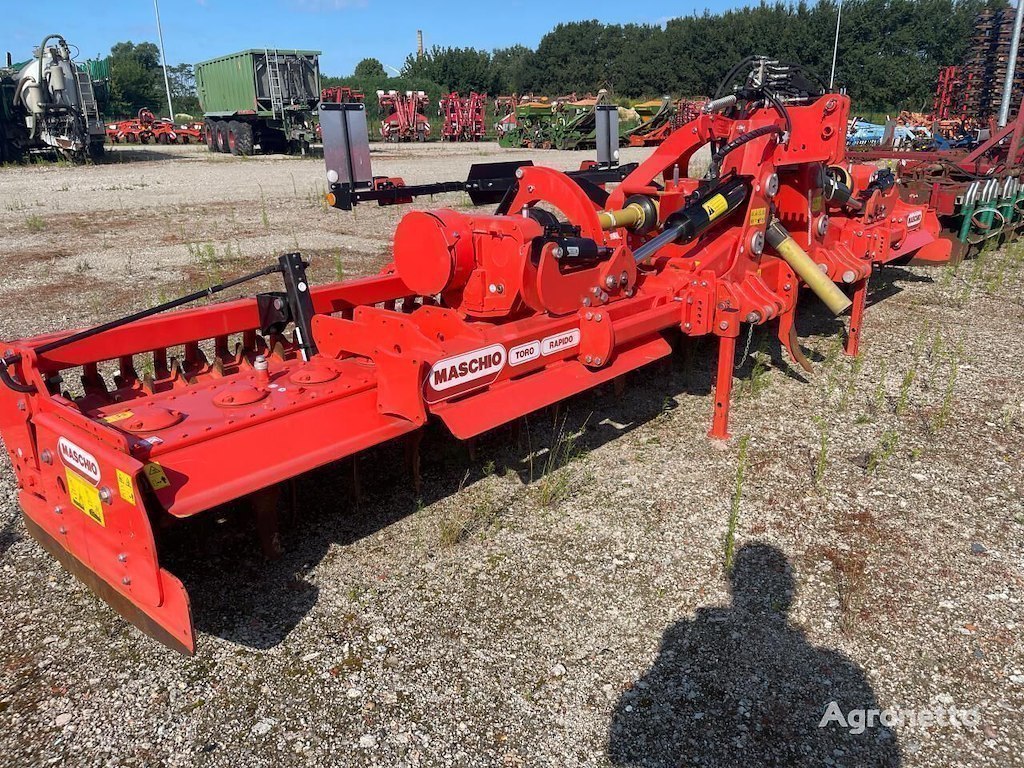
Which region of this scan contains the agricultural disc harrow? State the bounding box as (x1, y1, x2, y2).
(105, 108, 204, 145)
(1, 58, 953, 653)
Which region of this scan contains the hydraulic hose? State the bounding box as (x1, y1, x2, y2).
(709, 125, 784, 178)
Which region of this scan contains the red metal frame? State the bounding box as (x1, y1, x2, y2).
(0, 85, 954, 653)
(439, 92, 487, 142)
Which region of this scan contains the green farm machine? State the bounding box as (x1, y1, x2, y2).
(195, 49, 321, 155)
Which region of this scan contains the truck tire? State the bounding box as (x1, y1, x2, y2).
(205, 121, 217, 152)
(227, 121, 241, 155)
(216, 121, 230, 152)
(234, 122, 254, 156)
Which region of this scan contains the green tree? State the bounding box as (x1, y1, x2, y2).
(167, 63, 200, 118)
(353, 57, 387, 79)
(108, 41, 163, 117)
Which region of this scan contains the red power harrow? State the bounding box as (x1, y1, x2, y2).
(439, 92, 488, 142)
(0, 59, 952, 653)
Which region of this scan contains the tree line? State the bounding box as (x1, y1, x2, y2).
(106, 0, 991, 120)
(356, 0, 987, 112)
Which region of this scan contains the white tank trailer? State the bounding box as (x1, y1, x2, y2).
(1, 34, 105, 161)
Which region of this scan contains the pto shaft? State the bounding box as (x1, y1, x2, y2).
(633, 178, 748, 262)
(765, 220, 852, 315)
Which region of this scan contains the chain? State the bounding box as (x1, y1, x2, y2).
(735, 323, 756, 370)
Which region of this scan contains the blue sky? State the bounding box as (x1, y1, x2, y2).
(3, 0, 736, 77)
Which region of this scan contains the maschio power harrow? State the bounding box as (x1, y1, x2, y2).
(0, 59, 951, 653)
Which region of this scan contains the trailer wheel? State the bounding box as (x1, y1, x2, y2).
(205, 121, 217, 151)
(216, 121, 231, 152)
(234, 123, 254, 156)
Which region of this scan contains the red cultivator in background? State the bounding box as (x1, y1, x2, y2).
(0, 58, 952, 653)
(105, 108, 204, 145)
(439, 92, 488, 141)
(378, 89, 431, 142)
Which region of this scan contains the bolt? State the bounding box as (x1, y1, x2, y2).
(684, 322, 692, 331)
(99, 486, 113, 504)
(118, 553, 128, 563)
(605, 275, 617, 289)
(526, 185, 535, 193)
(122, 576, 131, 586)
(496, 284, 504, 294)
(719, 321, 729, 331)
(746, 311, 762, 324)
(818, 263, 828, 273)
(582, 297, 592, 307)
(620, 271, 628, 285)
(515, 168, 524, 179)
(585, 311, 594, 321)
(552, 246, 564, 259)
(585, 355, 593, 364)
(488, 283, 498, 294)
(594, 357, 603, 366)
(595, 314, 603, 322)
(700, 280, 708, 287)
(15, 448, 23, 459)
(599, 290, 609, 302)
(40, 449, 52, 465)
(784, 283, 792, 291)
(842, 270, 857, 284)
(17, 401, 25, 411)
(625, 287, 635, 297)
(686, 296, 694, 305)
(59, 526, 68, 536)
(53, 506, 62, 515)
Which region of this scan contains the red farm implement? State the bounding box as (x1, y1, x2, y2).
(105, 108, 204, 146)
(377, 89, 431, 142)
(439, 92, 487, 142)
(849, 97, 1024, 257)
(1, 58, 953, 653)
(320, 86, 365, 104)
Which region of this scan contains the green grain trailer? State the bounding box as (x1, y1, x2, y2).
(195, 49, 321, 155)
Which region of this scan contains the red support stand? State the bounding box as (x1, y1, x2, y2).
(709, 334, 737, 440)
(845, 279, 869, 357)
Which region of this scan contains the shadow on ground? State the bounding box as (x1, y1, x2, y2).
(607, 543, 899, 767)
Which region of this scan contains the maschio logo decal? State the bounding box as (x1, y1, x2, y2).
(58, 437, 101, 485)
(906, 210, 923, 229)
(424, 344, 506, 402)
(541, 329, 581, 356)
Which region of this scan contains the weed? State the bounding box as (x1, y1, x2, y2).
(438, 492, 503, 546)
(932, 353, 960, 432)
(723, 435, 750, 573)
(867, 429, 900, 474)
(824, 547, 868, 635)
(812, 416, 828, 489)
(838, 354, 864, 411)
(895, 368, 915, 416)
(534, 412, 589, 507)
(482, 460, 496, 476)
(74, 259, 92, 273)
(25, 214, 45, 232)
(333, 254, 345, 282)
(258, 185, 269, 229)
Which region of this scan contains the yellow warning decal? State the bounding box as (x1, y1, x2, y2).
(143, 462, 170, 491)
(701, 194, 729, 220)
(66, 469, 105, 526)
(102, 410, 134, 424)
(116, 469, 136, 506)
(749, 207, 767, 226)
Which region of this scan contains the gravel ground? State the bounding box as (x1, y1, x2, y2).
(0, 142, 1022, 767)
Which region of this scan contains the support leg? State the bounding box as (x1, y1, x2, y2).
(845, 278, 869, 358)
(709, 334, 736, 440)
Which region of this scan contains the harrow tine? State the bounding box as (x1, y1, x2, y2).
(251, 485, 284, 560)
(777, 312, 813, 373)
(405, 431, 424, 495)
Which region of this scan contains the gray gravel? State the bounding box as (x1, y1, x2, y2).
(0, 143, 1022, 767)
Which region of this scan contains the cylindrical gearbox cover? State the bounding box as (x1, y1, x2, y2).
(392, 209, 475, 295)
